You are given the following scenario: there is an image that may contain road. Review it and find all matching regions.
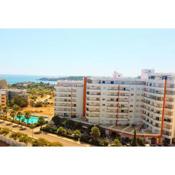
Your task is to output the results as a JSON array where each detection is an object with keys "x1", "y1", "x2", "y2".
[{"x1": 0, "y1": 120, "x2": 90, "y2": 147}]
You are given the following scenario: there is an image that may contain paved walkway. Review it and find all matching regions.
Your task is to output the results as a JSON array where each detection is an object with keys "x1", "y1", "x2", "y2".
[{"x1": 0, "y1": 120, "x2": 90, "y2": 147}]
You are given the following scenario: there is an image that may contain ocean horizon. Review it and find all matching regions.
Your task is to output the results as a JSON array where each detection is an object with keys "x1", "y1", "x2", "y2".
[{"x1": 0, "y1": 74, "x2": 57, "y2": 84}]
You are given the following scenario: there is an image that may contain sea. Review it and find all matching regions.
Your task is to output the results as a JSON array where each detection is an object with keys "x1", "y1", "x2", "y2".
[{"x1": 0, "y1": 74, "x2": 57, "y2": 85}]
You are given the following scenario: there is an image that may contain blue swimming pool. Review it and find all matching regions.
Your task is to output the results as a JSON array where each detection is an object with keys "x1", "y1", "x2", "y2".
[{"x1": 15, "y1": 115, "x2": 39, "y2": 124}]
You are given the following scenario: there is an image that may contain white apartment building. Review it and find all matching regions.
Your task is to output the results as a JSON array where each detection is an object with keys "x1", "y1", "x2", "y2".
[
  {"x1": 55, "y1": 81, "x2": 84, "y2": 118},
  {"x1": 86, "y1": 77, "x2": 145, "y2": 125},
  {"x1": 54, "y1": 70, "x2": 175, "y2": 143},
  {"x1": 142, "y1": 73, "x2": 175, "y2": 143}
]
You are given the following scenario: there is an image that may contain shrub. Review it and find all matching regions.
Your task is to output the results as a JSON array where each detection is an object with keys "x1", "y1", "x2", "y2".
[
  {"x1": 67, "y1": 129, "x2": 73, "y2": 136},
  {"x1": 42, "y1": 125, "x2": 57, "y2": 133},
  {"x1": 33, "y1": 101, "x2": 43, "y2": 107},
  {"x1": 48, "y1": 142, "x2": 62, "y2": 147},
  {"x1": 97, "y1": 138, "x2": 109, "y2": 146},
  {"x1": 137, "y1": 138, "x2": 145, "y2": 146},
  {"x1": 80, "y1": 133, "x2": 91, "y2": 143},
  {"x1": 112, "y1": 138, "x2": 122, "y2": 147},
  {"x1": 10, "y1": 132, "x2": 22, "y2": 140},
  {"x1": 73, "y1": 130, "x2": 81, "y2": 140},
  {"x1": 57, "y1": 127, "x2": 67, "y2": 136},
  {"x1": 32, "y1": 138, "x2": 49, "y2": 146},
  {"x1": 0, "y1": 128, "x2": 10, "y2": 136},
  {"x1": 11, "y1": 95, "x2": 28, "y2": 108},
  {"x1": 19, "y1": 134, "x2": 32, "y2": 144},
  {"x1": 38, "y1": 116, "x2": 45, "y2": 125}
]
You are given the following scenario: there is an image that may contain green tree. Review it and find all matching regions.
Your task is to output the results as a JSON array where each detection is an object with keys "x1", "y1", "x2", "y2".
[
  {"x1": 11, "y1": 95, "x2": 28, "y2": 108},
  {"x1": 57, "y1": 127, "x2": 67, "y2": 136},
  {"x1": 24, "y1": 111, "x2": 31, "y2": 125},
  {"x1": 38, "y1": 116, "x2": 45, "y2": 126},
  {"x1": 113, "y1": 138, "x2": 122, "y2": 147},
  {"x1": 10, "y1": 110, "x2": 16, "y2": 121},
  {"x1": 131, "y1": 129, "x2": 138, "y2": 146},
  {"x1": 3, "y1": 107, "x2": 9, "y2": 119},
  {"x1": 13, "y1": 104, "x2": 20, "y2": 112},
  {"x1": 73, "y1": 130, "x2": 81, "y2": 140},
  {"x1": 90, "y1": 126, "x2": 101, "y2": 140},
  {"x1": 0, "y1": 105, "x2": 3, "y2": 118},
  {"x1": 16, "y1": 111, "x2": 23, "y2": 124}
]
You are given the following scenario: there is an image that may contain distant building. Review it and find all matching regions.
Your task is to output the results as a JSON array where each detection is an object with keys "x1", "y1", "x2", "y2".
[
  {"x1": 0, "y1": 90, "x2": 7, "y2": 108},
  {"x1": 113, "y1": 71, "x2": 122, "y2": 79},
  {"x1": 141, "y1": 69, "x2": 155, "y2": 80},
  {"x1": 7, "y1": 89, "x2": 28, "y2": 101}
]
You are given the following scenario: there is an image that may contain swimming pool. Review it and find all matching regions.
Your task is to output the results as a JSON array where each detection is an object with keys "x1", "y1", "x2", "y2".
[{"x1": 15, "y1": 115, "x2": 39, "y2": 124}]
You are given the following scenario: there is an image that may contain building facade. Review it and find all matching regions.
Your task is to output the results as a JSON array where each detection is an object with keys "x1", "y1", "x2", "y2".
[
  {"x1": 54, "y1": 70, "x2": 175, "y2": 143},
  {"x1": 0, "y1": 90, "x2": 7, "y2": 108},
  {"x1": 55, "y1": 81, "x2": 84, "y2": 118},
  {"x1": 142, "y1": 74, "x2": 175, "y2": 143},
  {"x1": 85, "y1": 77, "x2": 145, "y2": 125},
  {"x1": 7, "y1": 89, "x2": 28, "y2": 101}
]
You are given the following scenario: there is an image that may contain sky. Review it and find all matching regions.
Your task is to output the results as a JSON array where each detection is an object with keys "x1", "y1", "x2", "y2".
[{"x1": 0, "y1": 29, "x2": 175, "y2": 77}]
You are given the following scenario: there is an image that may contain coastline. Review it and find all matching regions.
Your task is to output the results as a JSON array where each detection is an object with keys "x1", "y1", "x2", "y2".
[{"x1": 0, "y1": 74, "x2": 57, "y2": 85}]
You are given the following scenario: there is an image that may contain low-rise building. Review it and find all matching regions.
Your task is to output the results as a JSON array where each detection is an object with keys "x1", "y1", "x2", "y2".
[
  {"x1": 0, "y1": 90, "x2": 7, "y2": 108},
  {"x1": 7, "y1": 89, "x2": 28, "y2": 101}
]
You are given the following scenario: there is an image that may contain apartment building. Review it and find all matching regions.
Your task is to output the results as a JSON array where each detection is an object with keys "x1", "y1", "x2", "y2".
[
  {"x1": 54, "y1": 70, "x2": 175, "y2": 143},
  {"x1": 55, "y1": 81, "x2": 84, "y2": 118},
  {"x1": 55, "y1": 76, "x2": 145, "y2": 125},
  {"x1": 0, "y1": 90, "x2": 7, "y2": 108},
  {"x1": 142, "y1": 74, "x2": 175, "y2": 143},
  {"x1": 85, "y1": 77, "x2": 145, "y2": 125}
]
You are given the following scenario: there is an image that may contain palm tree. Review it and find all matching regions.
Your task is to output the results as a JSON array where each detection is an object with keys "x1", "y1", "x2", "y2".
[
  {"x1": 13, "y1": 104, "x2": 20, "y2": 112},
  {"x1": 24, "y1": 111, "x2": 31, "y2": 125},
  {"x1": 16, "y1": 111, "x2": 23, "y2": 124},
  {"x1": 3, "y1": 107, "x2": 9, "y2": 119},
  {"x1": 0, "y1": 105, "x2": 2, "y2": 113},
  {"x1": 0, "y1": 105, "x2": 2, "y2": 118},
  {"x1": 90, "y1": 126, "x2": 101, "y2": 140},
  {"x1": 73, "y1": 130, "x2": 81, "y2": 141},
  {"x1": 10, "y1": 110, "x2": 16, "y2": 122},
  {"x1": 131, "y1": 129, "x2": 138, "y2": 146}
]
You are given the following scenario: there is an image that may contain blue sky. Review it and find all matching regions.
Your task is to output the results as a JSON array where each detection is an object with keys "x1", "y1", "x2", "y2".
[{"x1": 0, "y1": 29, "x2": 174, "y2": 77}]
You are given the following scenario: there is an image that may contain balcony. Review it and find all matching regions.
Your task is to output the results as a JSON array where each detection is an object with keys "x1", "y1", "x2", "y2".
[
  {"x1": 55, "y1": 98, "x2": 76, "y2": 103},
  {"x1": 87, "y1": 87, "x2": 101, "y2": 91},
  {"x1": 86, "y1": 110, "x2": 100, "y2": 113},
  {"x1": 87, "y1": 92, "x2": 101, "y2": 96},
  {"x1": 87, "y1": 103, "x2": 100, "y2": 107},
  {"x1": 87, "y1": 97, "x2": 100, "y2": 102}
]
